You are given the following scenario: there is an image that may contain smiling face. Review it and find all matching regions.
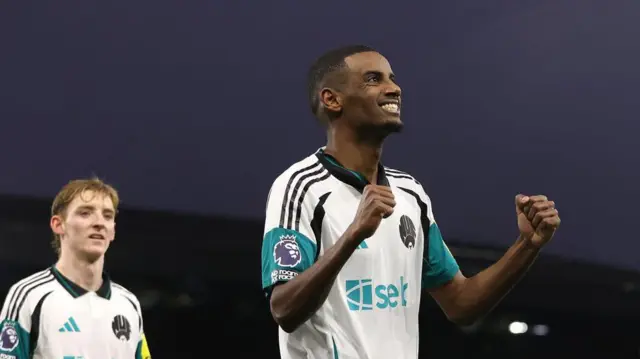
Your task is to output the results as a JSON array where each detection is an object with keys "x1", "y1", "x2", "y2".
[
  {"x1": 321, "y1": 51, "x2": 403, "y2": 136},
  {"x1": 50, "y1": 179, "x2": 119, "y2": 261}
]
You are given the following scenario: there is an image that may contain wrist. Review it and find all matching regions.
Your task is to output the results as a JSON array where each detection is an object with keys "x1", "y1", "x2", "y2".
[
  {"x1": 343, "y1": 225, "x2": 366, "y2": 249},
  {"x1": 518, "y1": 234, "x2": 543, "y2": 251}
]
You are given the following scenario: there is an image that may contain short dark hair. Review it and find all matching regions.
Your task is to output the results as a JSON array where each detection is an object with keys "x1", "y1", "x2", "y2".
[{"x1": 307, "y1": 45, "x2": 376, "y2": 118}]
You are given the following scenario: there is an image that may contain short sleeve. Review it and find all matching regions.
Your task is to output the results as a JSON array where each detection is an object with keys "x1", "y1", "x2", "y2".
[
  {"x1": 418, "y1": 188, "x2": 460, "y2": 290},
  {"x1": 0, "y1": 283, "x2": 33, "y2": 358},
  {"x1": 135, "y1": 333, "x2": 151, "y2": 359},
  {"x1": 261, "y1": 172, "x2": 319, "y2": 295},
  {"x1": 124, "y1": 293, "x2": 150, "y2": 359}
]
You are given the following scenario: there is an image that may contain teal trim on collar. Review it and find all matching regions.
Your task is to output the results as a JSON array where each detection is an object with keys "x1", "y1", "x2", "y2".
[
  {"x1": 51, "y1": 266, "x2": 112, "y2": 299},
  {"x1": 316, "y1": 149, "x2": 389, "y2": 191}
]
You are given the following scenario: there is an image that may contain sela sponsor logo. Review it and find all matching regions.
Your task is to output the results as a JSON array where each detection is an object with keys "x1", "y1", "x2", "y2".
[
  {"x1": 345, "y1": 276, "x2": 409, "y2": 311},
  {"x1": 270, "y1": 269, "x2": 297, "y2": 284},
  {"x1": 0, "y1": 354, "x2": 16, "y2": 359},
  {"x1": 273, "y1": 234, "x2": 301, "y2": 268}
]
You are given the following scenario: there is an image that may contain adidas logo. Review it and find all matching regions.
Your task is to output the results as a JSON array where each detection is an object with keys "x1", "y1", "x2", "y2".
[
  {"x1": 59, "y1": 317, "x2": 80, "y2": 333},
  {"x1": 356, "y1": 240, "x2": 368, "y2": 249}
]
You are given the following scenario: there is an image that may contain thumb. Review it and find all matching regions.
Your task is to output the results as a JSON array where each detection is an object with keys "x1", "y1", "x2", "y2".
[{"x1": 515, "y1": 194, "x2": 530, "y2": 214}]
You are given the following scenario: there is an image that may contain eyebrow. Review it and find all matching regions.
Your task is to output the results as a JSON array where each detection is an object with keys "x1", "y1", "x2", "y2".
[
  {"x1": 362, "y1": 70, "x2": 395, "y2": 80},
  {"x1": 75, "y1": 205, "x2": 115, "y2": 214}
]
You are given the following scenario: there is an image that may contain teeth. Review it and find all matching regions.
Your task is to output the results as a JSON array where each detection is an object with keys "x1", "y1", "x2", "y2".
[{"x1": 381, "y1": 103, "x2": 399, "y2": 113}]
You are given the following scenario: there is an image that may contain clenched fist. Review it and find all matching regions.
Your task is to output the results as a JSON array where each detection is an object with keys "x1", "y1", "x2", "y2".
[
  {"x1": 349, "y1": 185, "x2": 396, "y2": 243},
  {"x1": 515, "y1": 194, "x2": 561, "y2": 248}
]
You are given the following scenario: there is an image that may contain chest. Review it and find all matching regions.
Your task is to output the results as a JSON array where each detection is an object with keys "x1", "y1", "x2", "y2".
[
  {"x1": 319, "y1": 186, "x2": 426, "y2": 267},
  {"x1": 36, "y1": 293, "x2": 139, "y2": 358}
]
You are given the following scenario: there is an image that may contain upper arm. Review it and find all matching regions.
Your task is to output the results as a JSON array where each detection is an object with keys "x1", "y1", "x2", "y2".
[
  {"x1": 261, "y1": 172, "x2": 319, "y2": 296},
  {"x1": 133, "y1": 297, "x2": 151, "y2": 359},
  {"x1": 135, "y1": 332, "x2": 151, "y2": 359},
  {"x1": 417, "y1": 187, "x2": 461, "y2": 290},
  {"x1": 0, "y1": 283, "x2": 33, "y2": 358}
]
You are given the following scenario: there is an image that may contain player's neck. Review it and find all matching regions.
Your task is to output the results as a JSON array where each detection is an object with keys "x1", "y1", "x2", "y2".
[
  {"x1": 55, "y1": 251, "x2": 105, "y2": 292},
  {"x1": 325, "y1": 128, "x2": 382, "y2": 184}
]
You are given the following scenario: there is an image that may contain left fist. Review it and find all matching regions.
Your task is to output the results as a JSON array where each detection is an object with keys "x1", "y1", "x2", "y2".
[{"x1": 515, "y1": 194, "x2": 561, "y2": 248}]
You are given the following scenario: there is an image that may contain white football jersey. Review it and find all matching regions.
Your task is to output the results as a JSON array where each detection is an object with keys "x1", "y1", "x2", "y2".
[
  {"x1": 0, "y1": 266, "x2": 152, "y2": 359},
  {"x1": 261, "y1": 148, "x2": 460, "y2": 359}
]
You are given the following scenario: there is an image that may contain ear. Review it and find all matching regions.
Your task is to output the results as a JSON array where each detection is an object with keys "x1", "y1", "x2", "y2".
[
  {"x1": 50, "y1": 215, "x2": 65, "y2": 236},
  {"x1": 320, "y1": 88, "x2": 343, "y2": 113}
]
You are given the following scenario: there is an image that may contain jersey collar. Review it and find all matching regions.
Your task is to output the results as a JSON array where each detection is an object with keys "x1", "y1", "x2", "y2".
[
  {"x1": 51, "y1": 266, "x2": 112, "y2": 299},
  {"x1": 316, "y1": 148, "x2": 390, "y2": 192}
]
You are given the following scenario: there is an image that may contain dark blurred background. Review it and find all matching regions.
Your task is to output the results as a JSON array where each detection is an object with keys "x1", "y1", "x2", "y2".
[{"x1": 1, "y1": 0, "x2": 639, "y2": 357}]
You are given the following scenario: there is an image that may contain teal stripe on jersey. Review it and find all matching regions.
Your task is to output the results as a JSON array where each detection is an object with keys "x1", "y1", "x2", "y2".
[
  {"x1": 262, "y1": 227, "x2": 317, "y2": 289},
  {"x1": 0, "y1": 319, "x2": 31, "y2": 358},
  {"x1": 135, "y1": 339, "x2": 142, "y2": 359},
  {"x1": 332, "y1": 336, "x2": 339, "y2": 359},
  {"x1": 323, "y1": 155, "x2": 366, "y2": 183},
  {"x1": 421, "y1": 223, "x2": 460, "y2": 289}
]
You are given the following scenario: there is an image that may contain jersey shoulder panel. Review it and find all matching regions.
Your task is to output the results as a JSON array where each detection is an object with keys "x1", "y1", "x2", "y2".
[
  {"x1": 385, "y1": 166, "x2": 423, "y2": 191},
  {"x1": 111, "y1": 282, "x2": 141, "y2": 309},
  {"x1": 1, "y1": 268, "x2": 57, "y2": 326},
  {"x1": 386, "y1": 166, "x2": 436, "y2": 221},
  {"x1": 270, "y1": 153, "x2": 324, "y2": 193},
  {"x1": 265, "y1": 152, "x2": 328, "y2": 230}
]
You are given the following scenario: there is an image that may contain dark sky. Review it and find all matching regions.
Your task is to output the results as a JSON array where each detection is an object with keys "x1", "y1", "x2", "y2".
[{"x1": 0, "y1": 0, "x2": 637, "y2": 271}]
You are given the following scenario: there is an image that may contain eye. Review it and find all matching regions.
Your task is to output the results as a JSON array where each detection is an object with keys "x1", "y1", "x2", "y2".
[{"x1": 365, "y1": 73, "x2": 380, "y2": 83}]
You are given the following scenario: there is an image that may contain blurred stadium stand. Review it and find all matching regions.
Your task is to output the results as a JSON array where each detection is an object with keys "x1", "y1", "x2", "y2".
[{"x1": 1, "y1": 194, "x2": 638, "y2": 358}]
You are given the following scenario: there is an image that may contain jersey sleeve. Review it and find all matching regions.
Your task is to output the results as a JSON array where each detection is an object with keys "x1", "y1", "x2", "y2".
[
  {"x1": 0, "y1": 283, "x2": 33, "y2": 358},
  {"x1": 418, "y1": 187, "x2": 460, "y2": 290},
  {"x1": 261, "y1": 173, "x2": 319, "y2": 295},
  {"x1": 135, "y1": 332, "x2": 151, "y2": 359},
  {"x1": 134, "y1": 299, "x2": 151, "y2": 359}
]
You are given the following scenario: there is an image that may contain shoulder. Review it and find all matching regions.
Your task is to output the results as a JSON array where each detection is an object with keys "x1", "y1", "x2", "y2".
[
  {"x1": 386, "y1": 166, "x2": 435, "y2": 211},
  {"x1": 385, "y1": 166, "x2": 424, "y2": 192},
  {"x1": 266, "y1": 152, "x2": 328, "y2": 208},
  {"x1": 269, "y1": 153, "x2": 324, "y2": 191},
  {"x1": 1, "y1": 268, "x2": 57, "y2": 320},
  {"x1": 111, "y1": 282, "x2": 142, "y2": 312}
]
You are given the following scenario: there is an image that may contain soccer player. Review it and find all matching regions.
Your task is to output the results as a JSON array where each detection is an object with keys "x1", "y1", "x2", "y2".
[
  {"x1": 261, "y1": 45, "x2": 561, "y2": 359},
  {"x1": 0, "y1": 178, "x2": 152, "y2": 359}
]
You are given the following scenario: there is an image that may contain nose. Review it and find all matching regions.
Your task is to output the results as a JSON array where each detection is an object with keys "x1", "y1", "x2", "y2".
[
  {"x1": 384, "y1": 82, "x2": 401, "y2": 98},
  {"x1": 92, "y1": 215, "x2": 107, "y2": 229}
]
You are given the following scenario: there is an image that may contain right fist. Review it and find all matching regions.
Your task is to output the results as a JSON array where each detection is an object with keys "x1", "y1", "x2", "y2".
[{"x1": 350, "y1": 185, "x2": 396, "y2": 242}]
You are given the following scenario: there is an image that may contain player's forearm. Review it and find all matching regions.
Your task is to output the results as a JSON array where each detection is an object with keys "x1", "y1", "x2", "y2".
[
  {"x1": 270, "y1": 227, "x2": 361, "y2": 333},
  {"x1": 453, "y1": 236, "x2": 540, "y2": 325}
]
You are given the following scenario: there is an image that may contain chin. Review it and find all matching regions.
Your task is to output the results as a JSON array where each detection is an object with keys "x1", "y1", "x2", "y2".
[
  {"x1": 82, "y1": 245, "x2": 108, "y2": 261},
  {"x1": 357, "y1": 115, "x2": 403, "y2": 138},
  {"x1": 379, "y1": 117, "x2": 404, "y2": 133}
]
